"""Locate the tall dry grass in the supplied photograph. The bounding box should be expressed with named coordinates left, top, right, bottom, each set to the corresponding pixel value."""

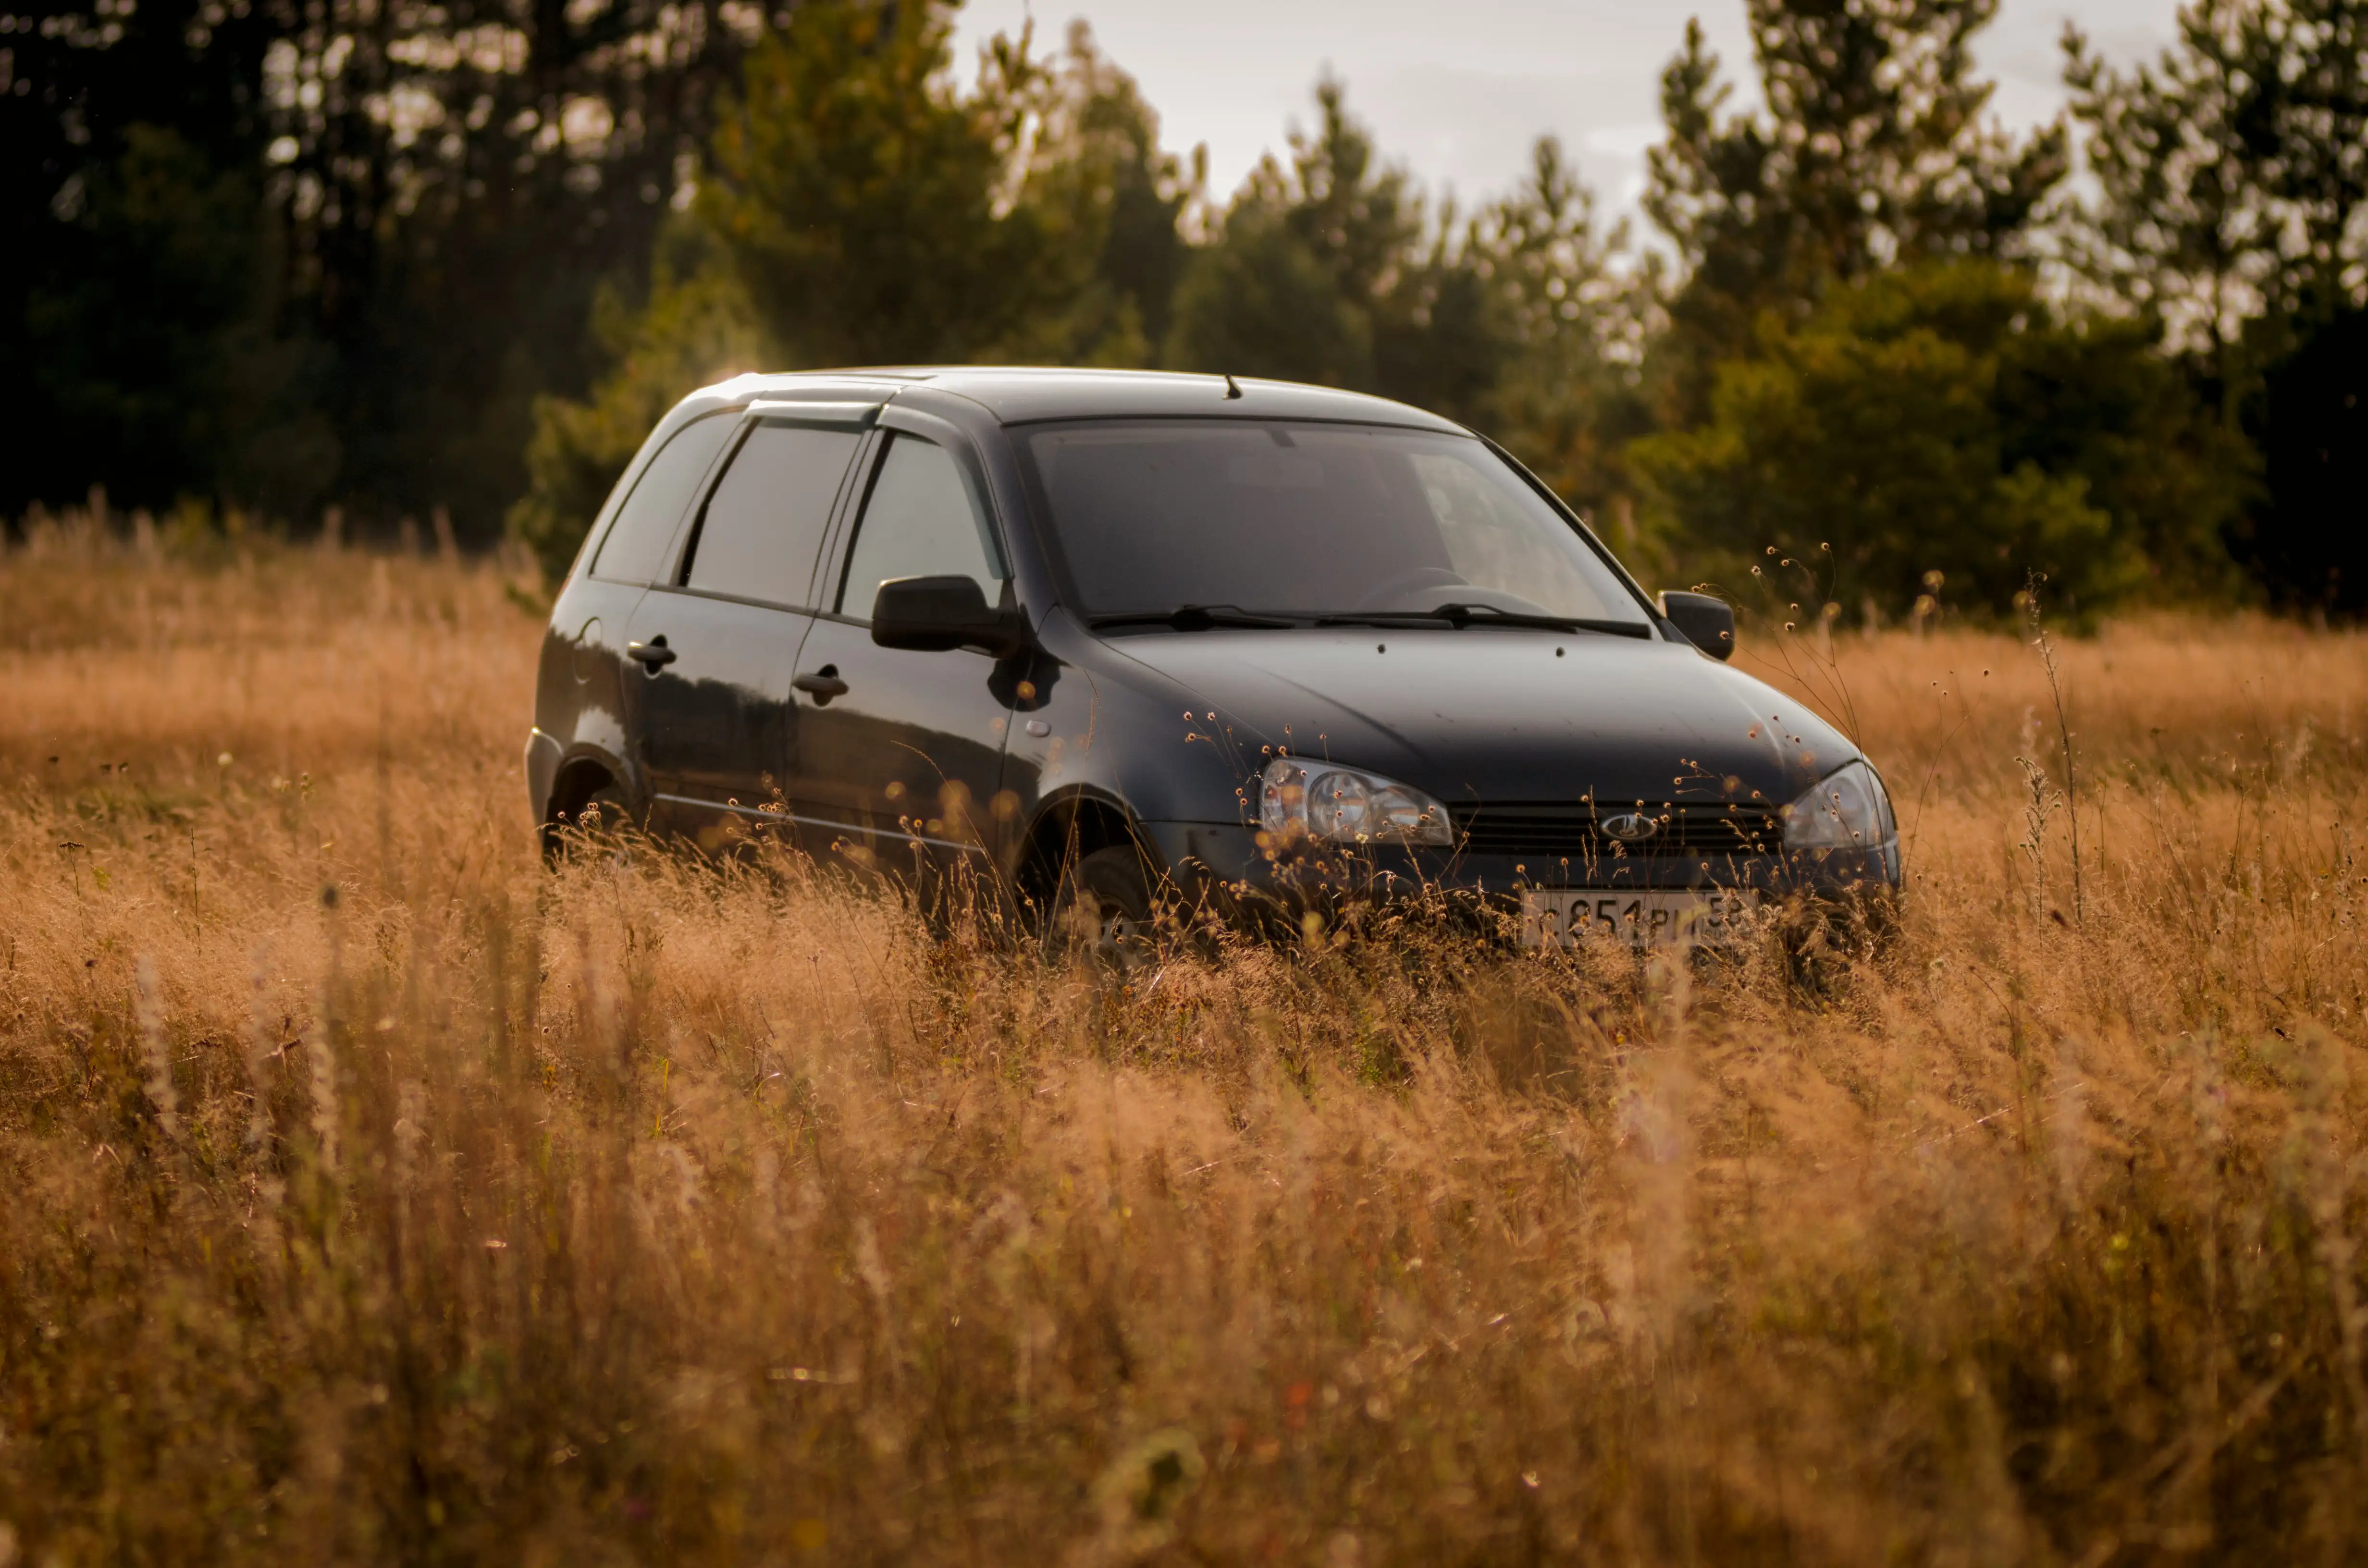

left=2, top=515, right=2365, bottom=1565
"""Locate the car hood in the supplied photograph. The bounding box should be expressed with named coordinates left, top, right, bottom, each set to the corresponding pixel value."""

left=1094, top=625, right=1862, bottom=810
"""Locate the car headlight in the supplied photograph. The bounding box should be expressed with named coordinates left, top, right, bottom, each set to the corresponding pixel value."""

left=1259, top=757, right=1453, bottom=846
left=1781, top=760, right=1898, bottom=851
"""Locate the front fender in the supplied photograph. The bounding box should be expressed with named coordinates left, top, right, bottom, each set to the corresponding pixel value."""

left=999, top=616, right=1264, bottom=840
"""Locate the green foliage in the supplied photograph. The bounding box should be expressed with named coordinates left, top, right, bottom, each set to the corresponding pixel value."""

left=1163, top=81, right=1418, bottom=393
left=1631, top=261, right=2240, bottom=614
left=1165, top=199, right=1381, bottom=391
left=701, top=0, right=1062, bottom=366
left=24, top=0, right=2339, bottom=618
left=1646, top=2, right=2070, bottom=421
left=2065, top=0, right=2368, bottom=357
left=987, top=23, right=1197, bottom=367
left=506, top=225, right=767, bottom=584
left=4, top=0, right=760, bottom=539
left=17, top=124, right=338, bottom=523
left=2063, top=0, right=2368, bottom=609
left=1164, top=84, right=1643, bottom=448
left=510, top=10, right=1193, bottom=579
left=1468, top=138, right=1659, bottom=525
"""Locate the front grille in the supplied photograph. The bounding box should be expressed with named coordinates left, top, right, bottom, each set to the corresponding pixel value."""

left=1450, top=801, right=1781, bottom=860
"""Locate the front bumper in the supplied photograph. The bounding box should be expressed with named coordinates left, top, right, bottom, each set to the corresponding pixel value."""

left=1141, top=820, right=1899, bottom=909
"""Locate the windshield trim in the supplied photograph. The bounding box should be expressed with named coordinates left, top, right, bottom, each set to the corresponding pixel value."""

left=1010, top=416, right=1665, bottom=634
left=1471, top=429, right=1665, bottom=628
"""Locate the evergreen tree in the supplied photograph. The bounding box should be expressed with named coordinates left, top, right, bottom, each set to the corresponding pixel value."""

left=506, top=220, right=766, bottom=582
left=701, top=1, right=1063, bottom=367
left=2065, top=0, right=2368, bottom=608
left=1467, top=137, right=1657, bottom=526
left=511, top=8, right=1190, bottom=575
left=1162, top=80, right=1423, bottom=396
left=2, top=0, right=326, bottom=520
left=2, top=0, right=761, bottom=535
left=2064, top=2, right=2287, bottom=409
left=1631, top=261, right=2242, bottom=615
left=267, top=0, right=760, bottom=538
left=951, top=22, right=1196, bottom=368
left=1163, top=83, right=1641, bottom=434
left=2064, top=0, right=2368, bottom=386
left=1645, top=1, right=2068, bottom=420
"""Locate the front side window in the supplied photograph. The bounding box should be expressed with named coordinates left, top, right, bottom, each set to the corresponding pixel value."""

left=590, top=412, right=737, bottom=584
left=837, top=434, right=1003, bottom=617
left=1018, top=420, right=1649, bottom=626
left=681, top=423, right=863, bottom=607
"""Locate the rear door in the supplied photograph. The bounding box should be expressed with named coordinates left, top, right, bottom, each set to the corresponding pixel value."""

left=787, top=413, right=1022, bottom=876
left=623, top=407, right=871, bottom=851
left=545, top=408, right=742, bottom=808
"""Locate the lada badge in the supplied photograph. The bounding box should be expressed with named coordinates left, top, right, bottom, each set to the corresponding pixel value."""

left=1600, top=811, right=1660, bottom=843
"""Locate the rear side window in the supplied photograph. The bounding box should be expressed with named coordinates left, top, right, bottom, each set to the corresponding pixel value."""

left=682, top=423, right=862, bottom=607
left=590, top=413, right=736, bottom=584
left=837, top=434, right=1003, bottom=617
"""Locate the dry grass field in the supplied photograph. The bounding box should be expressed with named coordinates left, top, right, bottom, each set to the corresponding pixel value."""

left=3, top=508, right=2366, bottom=1565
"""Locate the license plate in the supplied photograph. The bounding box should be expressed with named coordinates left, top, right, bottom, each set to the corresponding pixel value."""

left=1520, top=889, right=1758, bottom=950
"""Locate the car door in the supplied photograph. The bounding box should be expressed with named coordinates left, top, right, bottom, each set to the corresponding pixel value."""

left=787, top=415, right=1021, bottom=877
left=623, top=408, right=870, bottom=852
left=547, top=407, right=742, bottom=811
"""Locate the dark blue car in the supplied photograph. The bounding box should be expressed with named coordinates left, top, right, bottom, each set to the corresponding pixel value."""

left=527, top=368, right=1898, bottom=950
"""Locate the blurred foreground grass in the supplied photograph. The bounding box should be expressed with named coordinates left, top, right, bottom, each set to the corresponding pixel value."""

left=2, top=516, right=2366, bottom=1564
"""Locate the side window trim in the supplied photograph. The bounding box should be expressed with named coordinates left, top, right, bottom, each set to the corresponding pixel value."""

left=825, top=424, right=1010, bottom=619
left=663, top=415, right=874, bottom=608
left=873, top=409, right=1011, bottom=580
left=663, top=413, right=755, bottom=590
left=822, top=433, right=892, bottom=617
left=585, top=406, right=743, bottom=585
left=817, top=427, right=884, bottom=605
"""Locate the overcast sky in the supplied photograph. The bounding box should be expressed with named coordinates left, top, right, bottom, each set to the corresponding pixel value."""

left=951, top=0, right=2188, bottom=227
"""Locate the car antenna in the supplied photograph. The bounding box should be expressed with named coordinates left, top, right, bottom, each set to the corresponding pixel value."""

left=1222, top=373, right=1244, bottom=400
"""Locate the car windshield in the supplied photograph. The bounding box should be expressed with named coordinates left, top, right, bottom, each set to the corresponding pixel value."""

left=1018, top=419, right=1651, bottom=628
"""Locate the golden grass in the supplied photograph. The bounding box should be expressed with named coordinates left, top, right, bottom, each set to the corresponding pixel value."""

left=3, top=519, right=2366, bottom=1564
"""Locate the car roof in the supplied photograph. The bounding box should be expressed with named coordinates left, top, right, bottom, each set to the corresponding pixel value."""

left=691, top=366, right=1471, bottom=433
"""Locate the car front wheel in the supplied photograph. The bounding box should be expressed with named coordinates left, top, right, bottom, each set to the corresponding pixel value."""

left=1049, top=845, right=1159, bottom=969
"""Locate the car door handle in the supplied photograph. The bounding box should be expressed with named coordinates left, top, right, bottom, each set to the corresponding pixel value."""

left=794, top=667, right=850, bottom=699
left=626, top=637, right=676, bottom=670
left=793, top=666, right=849, bottom=703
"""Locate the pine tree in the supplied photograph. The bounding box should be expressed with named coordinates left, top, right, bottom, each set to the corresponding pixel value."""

left=2064, top=0, right=2368, bottom=609
left=1161, top=80, right=1424, bottom=394
left=1468, top=138, right=1656, bottom=523
left=2065, top=0, right=2368, bottom=379
left=1645, top=0, right=2068, bottom=421
left=511, top=8, right=1194, bottom=574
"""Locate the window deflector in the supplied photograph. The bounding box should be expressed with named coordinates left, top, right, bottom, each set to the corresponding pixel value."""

left=743, top=398, right=884, bottom=430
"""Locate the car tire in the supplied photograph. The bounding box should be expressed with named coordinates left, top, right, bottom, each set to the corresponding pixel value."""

left=548, top=778, right=639, bottom=863
left=578, top=781, right=636, bottom=834
left=1050, top=845, right=1160, bottom=969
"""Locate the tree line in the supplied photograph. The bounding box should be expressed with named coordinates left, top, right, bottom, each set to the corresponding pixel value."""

left=8, top=0, right=2364, bottom=616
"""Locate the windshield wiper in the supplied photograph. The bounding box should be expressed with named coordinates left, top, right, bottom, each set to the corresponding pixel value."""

left=1088, top=604, right=1300, bottom=632
left=1317, top=603, right=1653, bottom=638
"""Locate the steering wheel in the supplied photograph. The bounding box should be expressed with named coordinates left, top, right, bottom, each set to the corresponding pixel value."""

left=1351, top=566, right=1469, bottom=612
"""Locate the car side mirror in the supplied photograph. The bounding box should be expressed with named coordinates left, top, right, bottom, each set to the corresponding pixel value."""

left=870, top=575, right=1029, bottom=659
left=1660, top=590, right=1736, bottom=661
